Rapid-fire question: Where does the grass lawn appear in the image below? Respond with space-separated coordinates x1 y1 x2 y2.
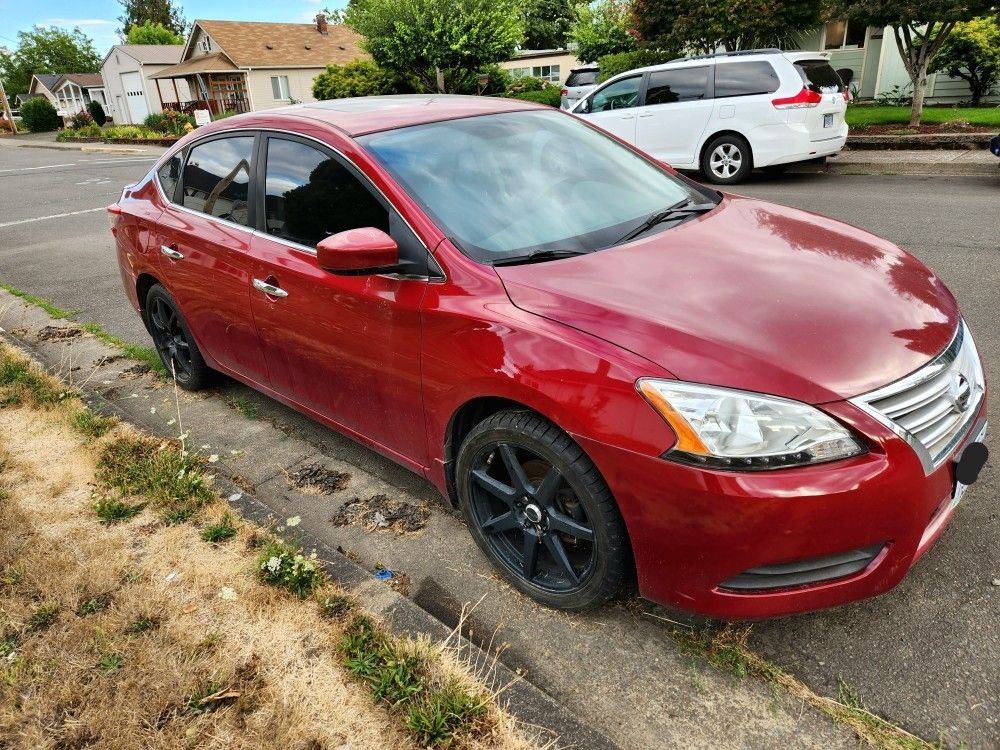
846 105 1000 129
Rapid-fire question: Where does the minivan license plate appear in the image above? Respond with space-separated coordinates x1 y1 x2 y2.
823 113 834 128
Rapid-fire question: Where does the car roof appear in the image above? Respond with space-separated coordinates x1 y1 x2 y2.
607 49 832 79
264 94 544 137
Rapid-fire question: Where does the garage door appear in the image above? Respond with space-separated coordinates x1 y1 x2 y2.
120 71 149 124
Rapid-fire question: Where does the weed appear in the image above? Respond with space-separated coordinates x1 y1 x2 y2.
197 631 223 653
163 504 195 525
0 282 76 319
71 409 117 439
78 323 167 377
342 616 425 705
76 595 111 617
838 676 864 710
226 393 260 420
127 616 160 635
318 591 355 621
257 539 324 598
27 603 59 632
0 637 17 657
202 513 238 543
94 496 145 525
406 678 486 747
0 352 69 408
97 653 125 673
186 680 225 712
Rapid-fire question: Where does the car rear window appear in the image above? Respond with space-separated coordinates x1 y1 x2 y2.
565 70 598 87
713 61 781 98
795 60 845 93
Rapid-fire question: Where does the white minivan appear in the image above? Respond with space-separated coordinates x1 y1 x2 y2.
570 49 848 184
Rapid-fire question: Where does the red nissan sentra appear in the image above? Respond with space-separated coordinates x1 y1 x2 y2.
110 96 988 618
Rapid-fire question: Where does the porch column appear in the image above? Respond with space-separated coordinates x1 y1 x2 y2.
155 79 165 111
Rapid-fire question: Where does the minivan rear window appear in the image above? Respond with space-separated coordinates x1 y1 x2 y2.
795 60 845 93
713 61 781 98
565 70 598 87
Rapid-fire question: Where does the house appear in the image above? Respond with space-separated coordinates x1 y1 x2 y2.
100 45 187 125
19 74 62 107
500 49 582 86
51 74 108 120
148 17 367 118
794 20 999 103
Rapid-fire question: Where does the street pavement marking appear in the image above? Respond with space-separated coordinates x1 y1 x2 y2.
0 207 107 228
0 163 75 174
81 158 156 164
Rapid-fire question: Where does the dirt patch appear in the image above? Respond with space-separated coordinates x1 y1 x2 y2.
37 325 81 341
118 363 151 379
286 463 351 495
853 122 995 135
330 494 430 534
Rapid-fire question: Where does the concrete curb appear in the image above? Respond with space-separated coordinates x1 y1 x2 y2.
0 292 621 750
787 152 999 177
0 138 154 154
846 132 993 150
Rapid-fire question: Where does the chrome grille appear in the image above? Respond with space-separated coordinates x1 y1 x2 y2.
852 321 985 471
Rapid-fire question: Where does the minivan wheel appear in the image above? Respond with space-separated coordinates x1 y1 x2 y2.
701 134 752 184
456 410 630 611
145 284 213 390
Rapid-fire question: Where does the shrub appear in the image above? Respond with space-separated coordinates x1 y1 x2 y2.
103 125 163 141
312 59 401 100
477 64 513 96
144 108 194 135
506 75 548 93
88 99 107 126
69 109 93 129
507 87 562 107
19 97 61 132
598 48 676 82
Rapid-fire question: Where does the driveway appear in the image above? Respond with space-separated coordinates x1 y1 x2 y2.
0 143 997 748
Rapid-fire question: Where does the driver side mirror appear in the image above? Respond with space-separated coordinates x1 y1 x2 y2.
316 227 399 275
577 97 591 114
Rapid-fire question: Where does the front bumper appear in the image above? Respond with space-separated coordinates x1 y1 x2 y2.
574 399 987 619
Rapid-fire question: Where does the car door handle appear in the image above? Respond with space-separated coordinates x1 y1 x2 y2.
160 245 184 260
253 278 289 298
638 112 654 118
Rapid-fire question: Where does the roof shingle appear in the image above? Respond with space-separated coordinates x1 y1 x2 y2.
193 19 367 68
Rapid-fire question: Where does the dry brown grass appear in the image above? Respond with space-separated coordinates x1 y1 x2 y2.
0 344 543 750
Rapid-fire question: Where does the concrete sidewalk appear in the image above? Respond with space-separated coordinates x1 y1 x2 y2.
0 131 164 156
806 148 998 176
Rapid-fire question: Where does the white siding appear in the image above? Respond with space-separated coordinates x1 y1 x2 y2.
101 49 192 124
246 68 324 110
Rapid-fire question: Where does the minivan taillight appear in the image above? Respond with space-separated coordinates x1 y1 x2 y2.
772 87 823 109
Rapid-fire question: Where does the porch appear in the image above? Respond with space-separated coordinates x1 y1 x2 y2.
150 54 252 118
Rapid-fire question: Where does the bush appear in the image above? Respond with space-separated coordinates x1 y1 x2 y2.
312 60 401 100
68 109 94 129
930 17 1000 105
88 100 107 126
507 87 562 107
57 123 103 141
103 125 166 141
144 108 194 136
506 75 548 93
597 48 677 82
477 64 513 96
19 97 61 132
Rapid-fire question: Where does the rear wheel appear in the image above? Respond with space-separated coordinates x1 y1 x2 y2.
701 134 753 185
145 284 213 390
456 410 630 610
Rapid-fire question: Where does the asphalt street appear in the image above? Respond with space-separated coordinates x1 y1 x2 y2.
0 142 997 747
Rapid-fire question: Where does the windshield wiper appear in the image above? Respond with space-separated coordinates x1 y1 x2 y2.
613 199 718 246
492 249 590 267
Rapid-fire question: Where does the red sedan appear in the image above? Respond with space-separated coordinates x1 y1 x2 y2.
110 96 988 618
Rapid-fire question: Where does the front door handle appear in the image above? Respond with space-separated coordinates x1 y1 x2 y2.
253 278 289 298
160 245 184 260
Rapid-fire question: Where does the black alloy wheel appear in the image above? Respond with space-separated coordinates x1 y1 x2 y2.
145 284 213 390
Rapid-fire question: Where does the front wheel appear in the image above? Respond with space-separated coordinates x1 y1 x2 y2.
456 411 631 611
701 134 753 184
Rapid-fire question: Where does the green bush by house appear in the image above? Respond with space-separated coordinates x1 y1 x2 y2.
19 97 61 132
312 60 404 100
597 49 677 82
88 100 107 126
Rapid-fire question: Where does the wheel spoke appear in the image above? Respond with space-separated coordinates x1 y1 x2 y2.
481 511 518 535
471 469 517 506
498 444 531 495
522 531 540 579
548 510 594 542
533 466 562 506
150 301 168 332
542 533 579 585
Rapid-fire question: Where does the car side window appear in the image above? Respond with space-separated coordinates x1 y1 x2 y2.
263 137 389 248
182 136 254 225
157 153 182 201
644 67 710 106
589 76 641 113
713 61 781 98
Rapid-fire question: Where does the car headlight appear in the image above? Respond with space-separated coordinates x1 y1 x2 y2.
637 379 865 470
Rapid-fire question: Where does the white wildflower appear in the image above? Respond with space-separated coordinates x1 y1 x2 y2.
286 516 301 528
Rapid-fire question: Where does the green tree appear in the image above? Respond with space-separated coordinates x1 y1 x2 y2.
312 60 404 99
522 0 576 49
930 16 1000 105
827 0 997 125
569 1 636 63
126 21 185 45
346 0 524 94
118 0 187 38
0 27 101 96
632 0 823 54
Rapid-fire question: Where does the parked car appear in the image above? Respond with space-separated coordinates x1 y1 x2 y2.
990 133 999 158
570 49 849 184
560 64 600 110
111 95 987 619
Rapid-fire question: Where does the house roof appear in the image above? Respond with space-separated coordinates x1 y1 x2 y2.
149 52 240 79
103 44 184 67
187 19 367 68
56 73 104 90
30 74 62 93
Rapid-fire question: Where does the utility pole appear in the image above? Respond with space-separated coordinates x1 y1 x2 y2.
0 79 17 135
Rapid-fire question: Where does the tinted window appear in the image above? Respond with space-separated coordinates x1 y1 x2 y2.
182 136 253 225
158 153 181 201
795 60 845 93
566 70 598 87
645 67 709 105
264 138 388 248
714 61 781 98
590 76 641 112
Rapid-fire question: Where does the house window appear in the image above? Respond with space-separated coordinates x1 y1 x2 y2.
824 20 866 49
200 37 212 53
509 65 560 82
271 75 291 100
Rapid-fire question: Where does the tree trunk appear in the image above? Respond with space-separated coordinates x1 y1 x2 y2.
435 67 446 94
909 59 929 127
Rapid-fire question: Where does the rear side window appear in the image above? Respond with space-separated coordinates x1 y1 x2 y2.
566 70 598 87
182 136 254 225
263 137 389 248
157 153 181 201
795 60 845 93
714 61 781 98
644 67 709 105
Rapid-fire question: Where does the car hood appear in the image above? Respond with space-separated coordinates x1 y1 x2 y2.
495 195 959 404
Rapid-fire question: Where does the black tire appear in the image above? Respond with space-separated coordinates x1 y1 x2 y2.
456 410 630 611
144 284 214 391
700 133 753 185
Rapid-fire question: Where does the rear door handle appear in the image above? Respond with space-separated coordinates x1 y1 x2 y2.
253 278 289 298
638 112 654 118
160 245 184 260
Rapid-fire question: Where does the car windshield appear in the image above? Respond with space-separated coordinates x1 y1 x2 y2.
359 110 711 263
